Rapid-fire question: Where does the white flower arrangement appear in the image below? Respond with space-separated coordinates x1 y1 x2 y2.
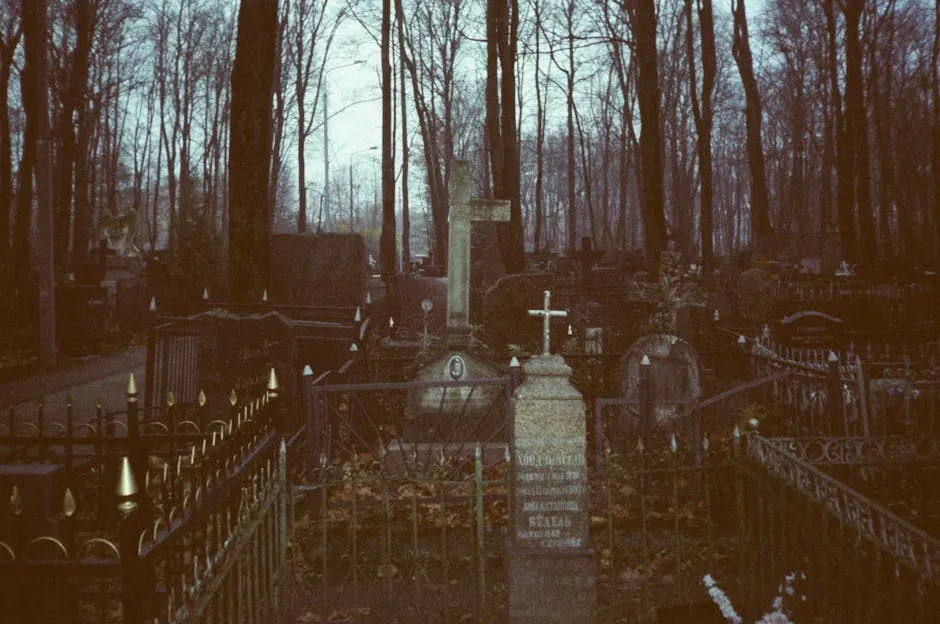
704 571 807 624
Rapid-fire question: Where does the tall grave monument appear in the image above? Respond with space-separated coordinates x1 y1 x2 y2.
508 290 596 623
403 161 511 443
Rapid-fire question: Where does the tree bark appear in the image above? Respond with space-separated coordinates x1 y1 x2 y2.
22 0 55 364
228 0 278 303
731 0 772 256
845 0 876 266
686 0 716 274
485 0 524 273
380 0 396 276
0 14 20 264
634 0 668 274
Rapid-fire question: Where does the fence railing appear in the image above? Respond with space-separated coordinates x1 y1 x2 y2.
0 372 289 624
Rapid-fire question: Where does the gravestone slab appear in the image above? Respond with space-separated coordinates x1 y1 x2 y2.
508 354 595 624
620 334 702 423
737 268 778 323
394 274 447 342
196 311 298 418
269 233 366 307
404 351 505 442
776 311 844 349
481 272 555 354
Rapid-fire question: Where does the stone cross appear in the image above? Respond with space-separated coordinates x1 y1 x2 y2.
528 290 567 355
446 160 511 348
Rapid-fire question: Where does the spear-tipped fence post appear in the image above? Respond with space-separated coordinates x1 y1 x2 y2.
827 351 842 434
508 356 521 395
117 455 143 624
639 355 653 453
126 374 146 499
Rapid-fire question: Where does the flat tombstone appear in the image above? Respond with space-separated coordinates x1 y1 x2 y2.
508 354 595 624
404 350 505 442
776 310 844 349
197 311 297 416
620 334 702 424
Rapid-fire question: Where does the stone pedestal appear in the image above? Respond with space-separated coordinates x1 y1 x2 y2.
508 354 595 624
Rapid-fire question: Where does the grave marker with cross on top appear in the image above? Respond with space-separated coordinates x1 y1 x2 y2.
445 160 511 349
528 290 568 355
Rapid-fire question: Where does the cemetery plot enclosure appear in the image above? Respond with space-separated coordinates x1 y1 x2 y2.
0 381 289 624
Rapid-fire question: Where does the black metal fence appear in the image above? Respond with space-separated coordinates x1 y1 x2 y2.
0 374 288 623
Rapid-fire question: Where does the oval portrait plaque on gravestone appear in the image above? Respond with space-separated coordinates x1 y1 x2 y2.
447 354 466 381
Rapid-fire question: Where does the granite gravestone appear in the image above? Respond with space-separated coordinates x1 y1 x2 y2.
268 233 366 307
776 310 844 350
507 305 595 624
197 311 298 418
620 334 702 423
404 161 509 445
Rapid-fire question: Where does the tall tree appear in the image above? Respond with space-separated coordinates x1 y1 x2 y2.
485 0 524 273
731 0 772 256
686 0 716 273
22 0 56 364
0 0 20 264
380 0 396 276
228 0 278 302
634 0 667 273
844 0 876 266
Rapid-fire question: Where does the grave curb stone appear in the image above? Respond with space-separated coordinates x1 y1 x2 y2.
507 353 595 624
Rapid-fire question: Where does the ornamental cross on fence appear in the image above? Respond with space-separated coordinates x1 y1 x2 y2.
528 290 567 355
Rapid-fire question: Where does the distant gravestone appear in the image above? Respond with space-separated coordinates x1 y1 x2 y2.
482 272 555 354
620 334 702 423
268 233 366 307
507 300 595 624
395 274 447 342
737 268 778 323
799 257 822 275
197 311 298 418
776 310 844 350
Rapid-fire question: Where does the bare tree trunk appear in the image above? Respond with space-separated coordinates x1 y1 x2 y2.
686 0 716 273
380 0 396 276
0 14 20 264
845 0 876 266
228 0 277 303
533 0 544 254
731 0 772 255
269 7 288 229
485 0 524 273
398 9 410 268
23 0 55 364
933 0 940 265
635 0 667 274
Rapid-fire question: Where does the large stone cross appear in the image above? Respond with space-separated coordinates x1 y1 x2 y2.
528 290 567 355
446 160 511 348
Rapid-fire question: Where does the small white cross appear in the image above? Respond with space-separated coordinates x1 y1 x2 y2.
528 290 567 355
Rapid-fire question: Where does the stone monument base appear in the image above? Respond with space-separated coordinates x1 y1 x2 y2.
507 545 596 624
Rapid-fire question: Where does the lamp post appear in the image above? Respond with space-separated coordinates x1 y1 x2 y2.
323 60 366 231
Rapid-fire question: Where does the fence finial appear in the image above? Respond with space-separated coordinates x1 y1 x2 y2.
198 389 207 407
63 488 76 517
640 354 650 366
229 389 238 407
149 296 157 312
267 367 279 393
509 356 520 367
827 350 839 363
166 391 176 407
202 287 209 301
9 485 22 516
127 373 137 396
302 364 313 376
354 306 361 322
261 289 268 303
116 456 139 510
